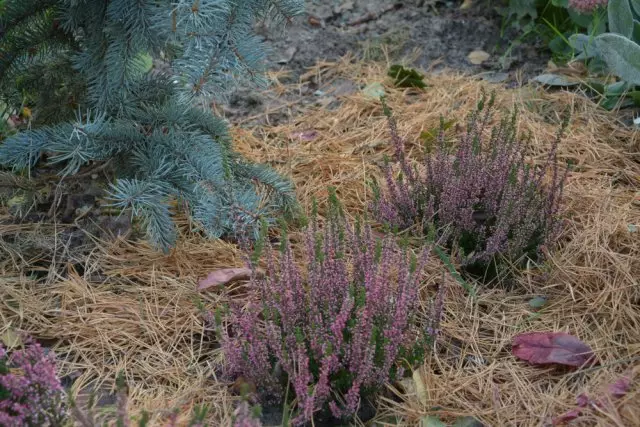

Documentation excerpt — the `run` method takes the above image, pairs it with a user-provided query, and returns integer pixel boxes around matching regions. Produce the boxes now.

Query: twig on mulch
[345,3,403,27]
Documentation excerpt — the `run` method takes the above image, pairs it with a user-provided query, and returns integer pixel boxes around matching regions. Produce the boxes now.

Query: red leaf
[290,130,318,141]
[552,408,582,426]
[576,393,591,407]
[197,267,253,291]
[512,332,597,367]
[607,375,631,398]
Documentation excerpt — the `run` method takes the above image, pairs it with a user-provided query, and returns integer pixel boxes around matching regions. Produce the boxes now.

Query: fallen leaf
[607,375,631,398]
[197,267,253,291]
[552,408,583,426]
[1,327,22,350]
[420,415,446,427]
[277,46,298,64]
[290,130,319,141]
[533,73,581,87]
[413,369,427,405]
[459,0,473,9]
[362,82,386,99]
[627,224,638,233]
[468,50,490,65]
[576,393,591,407]
[453,416,484,427]
[528,296,547,309]
[512,332,597,367]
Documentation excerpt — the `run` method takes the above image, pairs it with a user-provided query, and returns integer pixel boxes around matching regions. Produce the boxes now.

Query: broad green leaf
[632,0,640,16]
[605,81,631,95]
[533,73,581,87]
[421,416,447,427]
[528,296,548,309]
[569,33,599,59]
[453,416,484,427]
[634,20,640,42]
[595,33,640,85]
[608,0,634,38]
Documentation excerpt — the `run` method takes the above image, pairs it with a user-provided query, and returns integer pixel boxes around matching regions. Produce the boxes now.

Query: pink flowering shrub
[217,196,443,425]
[371,93,567,282]
[568,0,608,13]
[0,339,66,426]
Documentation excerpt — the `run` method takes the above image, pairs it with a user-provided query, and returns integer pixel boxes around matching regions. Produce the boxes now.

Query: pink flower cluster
[0,339,66,426]
[371,94,567,276]
[568,0,608,13]
[219,206,439,425]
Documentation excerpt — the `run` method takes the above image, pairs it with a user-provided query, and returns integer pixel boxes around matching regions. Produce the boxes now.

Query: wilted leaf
[533,73,581,87]
[420,415,446,427]
[362,82,386,99]
[197,267,253,291]
[512,332,597,367]
[468,50,490,65]
[528,296,547,309]
[607,375,631,398]
[552,408,582,426]
[413,369,427,405]
[290,130,319,141]
[388,65,427,89]
[1,327,22,350]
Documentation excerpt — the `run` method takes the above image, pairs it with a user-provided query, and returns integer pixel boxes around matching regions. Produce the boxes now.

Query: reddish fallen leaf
[290,129,318,142]
[576,393,590,407]
[607,375,631,398]
[552,408,582,426]
[512,332,597,367]
[552,374,632,425]
[197,267,252,291]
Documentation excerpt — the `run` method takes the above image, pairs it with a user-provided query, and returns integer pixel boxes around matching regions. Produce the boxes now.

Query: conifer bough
[0,0,302,251]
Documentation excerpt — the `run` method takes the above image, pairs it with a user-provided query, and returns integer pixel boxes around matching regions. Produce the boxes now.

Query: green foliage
[0,0,302,251]
[594,34,640,85]
[608,0,634,37]
[387,65,427,89]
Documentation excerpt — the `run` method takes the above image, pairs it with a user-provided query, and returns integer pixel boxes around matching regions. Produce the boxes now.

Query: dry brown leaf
[197,267,253,291]
[468,50,490,65]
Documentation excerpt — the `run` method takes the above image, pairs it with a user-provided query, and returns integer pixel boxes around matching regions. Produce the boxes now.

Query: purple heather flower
[0,339,66,426]
[219,209,431,425]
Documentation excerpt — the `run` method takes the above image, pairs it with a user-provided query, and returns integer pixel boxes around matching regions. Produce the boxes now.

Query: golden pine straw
[0,58,638,425]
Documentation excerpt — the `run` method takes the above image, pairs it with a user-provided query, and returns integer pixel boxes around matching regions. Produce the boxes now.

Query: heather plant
[0,338,66,426]
[371,94,567,283]
[216,194,443,425]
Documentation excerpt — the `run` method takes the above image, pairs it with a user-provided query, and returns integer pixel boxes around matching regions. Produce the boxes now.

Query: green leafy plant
[0,0,302,251]
[387,65,428,89]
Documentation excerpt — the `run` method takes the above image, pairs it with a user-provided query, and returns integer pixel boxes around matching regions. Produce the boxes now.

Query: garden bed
[1,58,638,425]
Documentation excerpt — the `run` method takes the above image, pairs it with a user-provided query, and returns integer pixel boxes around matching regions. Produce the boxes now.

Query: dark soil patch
[266,0,547,79]
[220,0,549,125]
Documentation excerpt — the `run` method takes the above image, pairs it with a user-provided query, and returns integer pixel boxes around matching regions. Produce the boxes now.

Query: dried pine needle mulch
[1,58,639,426]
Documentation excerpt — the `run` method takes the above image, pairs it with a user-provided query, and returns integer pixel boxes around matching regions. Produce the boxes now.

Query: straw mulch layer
[1,58,639,426]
